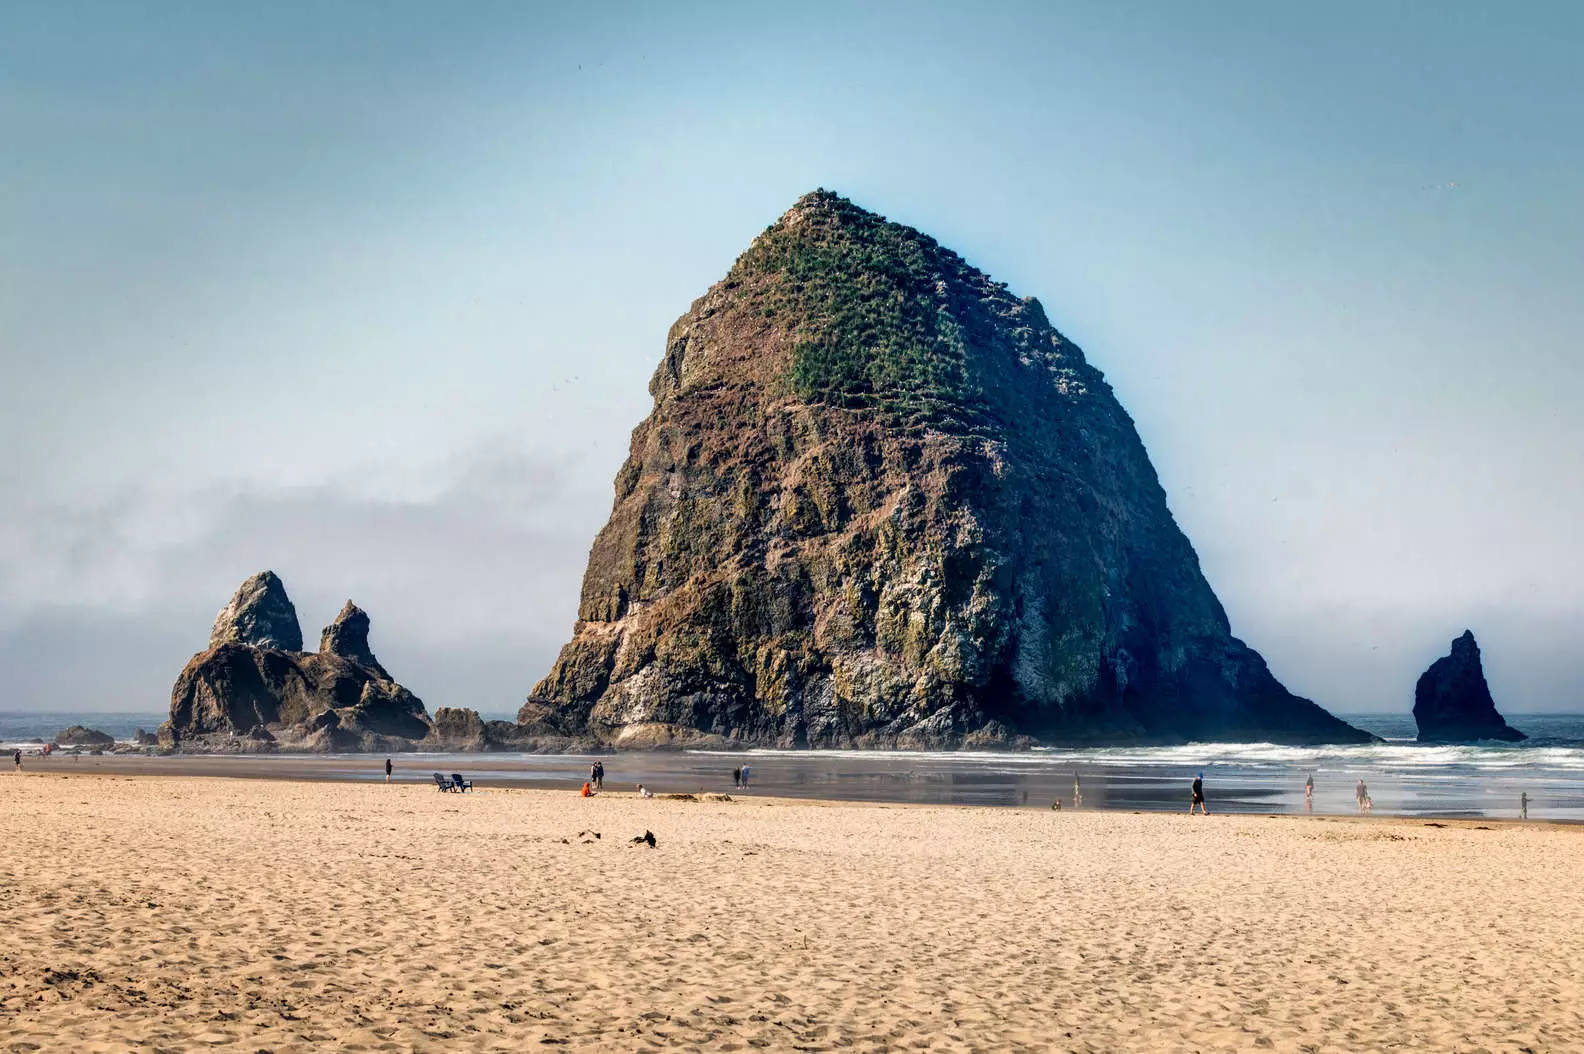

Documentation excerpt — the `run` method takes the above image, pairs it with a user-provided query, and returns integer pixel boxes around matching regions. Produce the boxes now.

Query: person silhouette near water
[1520,792,1530,819]
[1189,773,1207,815]
[1304,774,1314,812]
[384,757,392,783]
[1073,773,1082,808]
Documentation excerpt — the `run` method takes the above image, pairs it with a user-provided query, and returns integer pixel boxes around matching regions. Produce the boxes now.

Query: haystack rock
[526,191,1374,748]
[163,572,431,752]
[1414,630,1525,743]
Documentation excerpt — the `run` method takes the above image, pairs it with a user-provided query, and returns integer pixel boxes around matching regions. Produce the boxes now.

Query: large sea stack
[1413,630,1525,743]
[162,573,432,752]
[527,191,1373,748]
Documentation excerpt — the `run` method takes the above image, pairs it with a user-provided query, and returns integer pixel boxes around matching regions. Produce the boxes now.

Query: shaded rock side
[209,570,303,652]
[527,191,1374,748]
[319,601,391,679]
[167,573,429,752]
[1413,631,1525,743]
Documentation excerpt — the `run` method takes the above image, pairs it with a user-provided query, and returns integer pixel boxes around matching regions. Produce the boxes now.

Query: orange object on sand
[581,782,592,797]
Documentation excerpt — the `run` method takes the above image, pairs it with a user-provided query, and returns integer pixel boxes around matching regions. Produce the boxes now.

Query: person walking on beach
[732,766,742,788]
[1520,792,1530,819]
[594,761,605,791]
[1304,774,1314,812]
[1073,773,1082,809]
[740,764,751,789]
[384,757,392,783]
[1355,779,1368,813]
[1189,772,1207,815]
[12,749,20,771]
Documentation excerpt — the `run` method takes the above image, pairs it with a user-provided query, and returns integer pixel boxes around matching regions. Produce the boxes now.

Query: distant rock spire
[209,571,303,652]
[1413,630,1526,743]
[319,601,390,679]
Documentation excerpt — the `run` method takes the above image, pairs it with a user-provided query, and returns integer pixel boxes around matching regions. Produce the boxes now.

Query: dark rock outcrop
[209,570,302,651]
[53,725,115,748]
[164,573,431,752]
[424,707,521,751]
[527,191,1374,748]
[132,728,158,747]
[422,706,605,754]
[319,601,391,679]
[1414,631,1525,743]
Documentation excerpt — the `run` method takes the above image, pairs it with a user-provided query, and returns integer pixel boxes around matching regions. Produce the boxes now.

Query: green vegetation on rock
[735,190,982,430]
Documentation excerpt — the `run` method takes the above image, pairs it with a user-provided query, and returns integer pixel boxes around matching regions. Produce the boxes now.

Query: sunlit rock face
[528,191,1374,749]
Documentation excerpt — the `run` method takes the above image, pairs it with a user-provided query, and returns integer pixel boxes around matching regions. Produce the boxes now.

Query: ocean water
[5,711,1582,821]
[0,711,169,744]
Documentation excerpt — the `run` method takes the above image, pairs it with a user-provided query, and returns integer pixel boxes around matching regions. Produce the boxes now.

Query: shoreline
[7,756,1578,826]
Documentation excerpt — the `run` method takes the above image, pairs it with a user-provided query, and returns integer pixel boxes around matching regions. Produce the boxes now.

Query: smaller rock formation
[132,728,158,747]
[319,601,390,679]
[422,706,598,753]
[164,572,431,752]
[53,725,115,749]
[1414,631,1525,743]
[424,707,520,751]
[209,571,303,651]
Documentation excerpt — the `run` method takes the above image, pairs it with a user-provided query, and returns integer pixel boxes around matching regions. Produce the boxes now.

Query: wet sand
[17,746,1580,820]
[3,771,1582,1052]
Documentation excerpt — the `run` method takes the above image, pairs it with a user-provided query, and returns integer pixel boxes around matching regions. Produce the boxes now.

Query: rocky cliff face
[527,191,1373,748]
[209,570,302,651]
[164,573,431,752]
[1414,631,1525,743]
[319,601,391,679]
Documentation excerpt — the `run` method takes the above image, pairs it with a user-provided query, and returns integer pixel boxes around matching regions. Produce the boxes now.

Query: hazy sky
[3,1,1581,716]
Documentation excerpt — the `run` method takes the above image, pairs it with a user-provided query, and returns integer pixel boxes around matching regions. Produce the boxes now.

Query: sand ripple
[1,773,1581,1052]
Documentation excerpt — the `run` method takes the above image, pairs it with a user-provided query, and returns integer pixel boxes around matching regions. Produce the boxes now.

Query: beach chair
[433,772,453,792]
[450,773,474,792]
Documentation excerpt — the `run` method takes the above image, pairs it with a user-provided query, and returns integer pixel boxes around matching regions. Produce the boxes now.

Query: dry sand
[1,773,1581,1053]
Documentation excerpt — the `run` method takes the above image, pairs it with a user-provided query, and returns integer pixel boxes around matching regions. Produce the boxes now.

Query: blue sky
[2,1,1581,714]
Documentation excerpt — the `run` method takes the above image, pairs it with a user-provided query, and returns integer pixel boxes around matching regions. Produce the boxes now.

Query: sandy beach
[2,773,1581,1053]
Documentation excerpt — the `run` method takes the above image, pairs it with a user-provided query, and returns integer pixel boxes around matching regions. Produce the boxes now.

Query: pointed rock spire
[1414,630,1526,743]
[209,571,303,652]
[319,601,390,679]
